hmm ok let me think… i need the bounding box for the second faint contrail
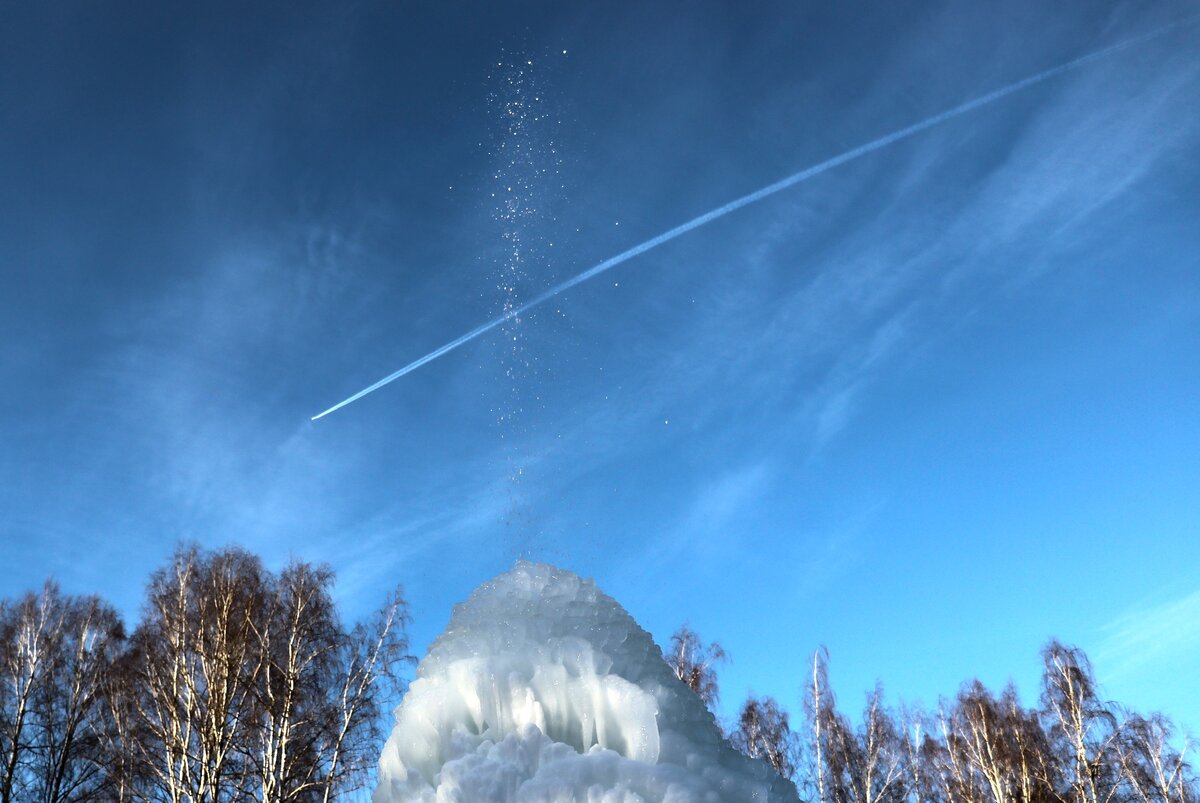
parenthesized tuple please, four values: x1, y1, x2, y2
(312, 17, 1193, 421)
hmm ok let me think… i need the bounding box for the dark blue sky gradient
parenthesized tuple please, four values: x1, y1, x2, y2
(2, 1, 1198, 733)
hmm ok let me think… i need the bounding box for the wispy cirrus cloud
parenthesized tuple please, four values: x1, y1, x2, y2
(415, 12, 1200, 601)
(1095, 589, 1200, 683)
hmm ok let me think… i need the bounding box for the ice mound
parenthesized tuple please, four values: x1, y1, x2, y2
(375, 562, 798, 802)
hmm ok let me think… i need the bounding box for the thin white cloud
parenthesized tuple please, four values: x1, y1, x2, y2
(791, 502, 884, 601)
(36, 6, 1191, 625)
(439, 15, 1200, 598)
(614, 460, 775, 591)
(1096, 589, 1200, 682)
(681, 461, 772, 538)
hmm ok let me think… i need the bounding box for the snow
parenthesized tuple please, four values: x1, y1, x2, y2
(374, 562, 798, 802)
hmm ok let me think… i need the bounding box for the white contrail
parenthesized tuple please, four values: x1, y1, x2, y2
(312, 17, 1194, 421)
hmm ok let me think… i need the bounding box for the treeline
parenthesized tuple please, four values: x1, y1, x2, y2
(0, 545, 409, 803)
(7, 548, 1194, 803)
(668, 628, 1197, 803)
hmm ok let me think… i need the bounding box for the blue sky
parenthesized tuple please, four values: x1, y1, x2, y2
(2, 1, 1198, 735)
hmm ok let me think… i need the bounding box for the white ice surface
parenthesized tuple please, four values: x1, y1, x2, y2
(375, 562, 798, 802)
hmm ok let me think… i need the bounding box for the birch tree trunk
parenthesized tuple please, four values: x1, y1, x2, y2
(0, 584, 60, 803)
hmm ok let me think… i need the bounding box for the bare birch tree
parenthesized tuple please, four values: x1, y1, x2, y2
(939, 681, 1059, 803)
(666, 625, 727, 711)
(30, 593, 124, 803)
(250, 561, 338, 802)
(122, 547, 411, 802)
(99, 651, 145, 803)
(1118, 712, 1195, 803)
(0, 584, 60, 802)
(898, 703, 945, 803)
(733, 695, 800, 780)
(819, 685, 906, 803)
(315, 586, 410, 803)
(0, 543, 414, 803)
(248, 562, 411, 802)
(0, 584, 123, 802)
(123, 546, 268, 802)
(803, 647, 833, 803)
(932, 697, 991, 803)
(1040, 640, 1123, 803)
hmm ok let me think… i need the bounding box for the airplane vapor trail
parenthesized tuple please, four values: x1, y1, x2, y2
(312, 17, 1194, 421)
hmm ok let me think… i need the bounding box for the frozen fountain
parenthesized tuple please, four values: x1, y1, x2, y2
(374, 561, 798, 802)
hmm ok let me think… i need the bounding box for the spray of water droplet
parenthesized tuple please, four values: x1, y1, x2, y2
(485, 51, 564, 558)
